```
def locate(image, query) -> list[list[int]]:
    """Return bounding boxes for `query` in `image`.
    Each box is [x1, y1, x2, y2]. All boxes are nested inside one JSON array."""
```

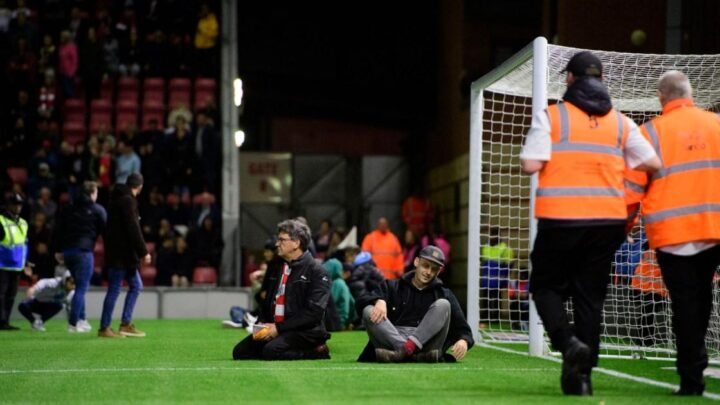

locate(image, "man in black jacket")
[[54, 181, 106, 333], [232, 219, 332, 360], [357, 245, 474, 363], [98, 173, 150, 338]]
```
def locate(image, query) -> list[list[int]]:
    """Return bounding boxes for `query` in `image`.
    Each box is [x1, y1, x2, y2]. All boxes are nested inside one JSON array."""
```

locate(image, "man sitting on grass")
[[232, 219, 332, 360], [357, 245, 474, 362]]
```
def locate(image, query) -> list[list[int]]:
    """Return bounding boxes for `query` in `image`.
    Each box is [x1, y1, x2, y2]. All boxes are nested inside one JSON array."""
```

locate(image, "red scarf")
[[273, 263, 291, 323]]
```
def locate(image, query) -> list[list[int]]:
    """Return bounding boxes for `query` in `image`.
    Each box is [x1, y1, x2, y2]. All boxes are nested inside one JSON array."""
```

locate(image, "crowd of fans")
[[0, 0, 223, 286]]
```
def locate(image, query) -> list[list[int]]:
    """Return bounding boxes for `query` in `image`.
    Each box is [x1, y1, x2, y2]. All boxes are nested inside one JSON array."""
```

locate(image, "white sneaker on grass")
[[68, 324, 90, 333], [222, 320, 243, 329], [77, 319, 92, 332], [32, 319, 46, 332]]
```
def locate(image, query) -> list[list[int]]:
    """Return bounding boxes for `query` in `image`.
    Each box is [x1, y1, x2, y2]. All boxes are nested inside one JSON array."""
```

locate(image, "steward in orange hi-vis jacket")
[[519, 51, 661, 396]]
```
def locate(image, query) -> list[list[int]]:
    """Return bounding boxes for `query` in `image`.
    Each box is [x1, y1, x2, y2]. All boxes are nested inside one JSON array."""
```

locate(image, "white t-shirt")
[[519, 108, 657, 169]]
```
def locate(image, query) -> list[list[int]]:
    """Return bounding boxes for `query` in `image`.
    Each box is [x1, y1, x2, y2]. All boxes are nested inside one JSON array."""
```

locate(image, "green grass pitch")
[[0, 319, 717, 403]]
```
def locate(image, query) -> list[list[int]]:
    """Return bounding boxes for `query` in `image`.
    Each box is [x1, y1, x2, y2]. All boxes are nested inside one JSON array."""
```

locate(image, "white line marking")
[[478, 342, 720, 401], [0, 366, 556, 375]]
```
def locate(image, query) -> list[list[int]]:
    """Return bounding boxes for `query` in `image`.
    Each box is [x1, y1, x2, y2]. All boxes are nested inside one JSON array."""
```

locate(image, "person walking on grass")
[[98, 173, 150, 338]]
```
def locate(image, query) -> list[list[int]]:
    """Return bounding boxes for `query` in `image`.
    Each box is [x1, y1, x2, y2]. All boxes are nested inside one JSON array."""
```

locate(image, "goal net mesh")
[[473, 42, 720, 360]]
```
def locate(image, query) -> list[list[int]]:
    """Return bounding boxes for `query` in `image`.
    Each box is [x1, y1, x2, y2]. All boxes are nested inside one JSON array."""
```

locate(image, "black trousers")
[[657, 245, 720, 391], [18, 299, 63, 323], [0, 270, 19, 326], [530, 224, 625, 368], [232, 329, 329, 360]]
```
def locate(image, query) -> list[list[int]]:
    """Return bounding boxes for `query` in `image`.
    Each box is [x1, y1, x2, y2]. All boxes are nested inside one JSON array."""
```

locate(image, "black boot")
[[561, 337, 592, 396]]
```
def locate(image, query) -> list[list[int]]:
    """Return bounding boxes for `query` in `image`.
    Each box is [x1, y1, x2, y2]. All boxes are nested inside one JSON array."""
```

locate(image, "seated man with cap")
[[356, 245, 474, 362]]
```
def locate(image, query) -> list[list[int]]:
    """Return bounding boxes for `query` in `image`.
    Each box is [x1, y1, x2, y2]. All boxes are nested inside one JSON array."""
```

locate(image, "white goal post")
[[467, 37, 720, 360]]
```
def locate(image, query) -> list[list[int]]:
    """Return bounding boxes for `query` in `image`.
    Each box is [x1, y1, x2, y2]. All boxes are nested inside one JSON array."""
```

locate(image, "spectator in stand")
[[67, 7, 86, 43], [114, 140, 141, 185], [65, 142, 87, 200], [139, 186, 166, 243], [167, 33, 191, 77], [53, 181, 105, 333], [170, 235, 192, 287], [142, 29, 168, 77], [313, 219, 332, 261], [28, 163, 56, 202], [193, 111, 220, 193], [402, 230, 420, 273], [18, 271, 75, 332], [193, 3, 218, 77], [357, 245, 474, 363], [101, 30, 119, 76], [232, 219, 331, 360], [31, 187, 57, 227], [345, 247, 384, 300], [84, 138, 100, 183], [197, 94, 219, 124], [188, 216, 223, 269], [27, 211, 53, 280], [118, 29, 140, 77], [153, 219, 176, 286], [165, 113, 196, 196], [79, 27, 103, 102], [190, 191, 219, 228], [37, 68, 58, 122], [9, 11, 38, 51], [99, 173, 150, 338], [0, 1, 9, 34], [361, 217, 403, 280], [3, 116, 31, 167], [57, 30, 78, 99], [96, 139, 115, 204], [0, 193, 31, 331], [7, 37, 37, 90], [10, 89, 35, 130], [138, 118, 165, 192], [38, 34, 57, 74], [323, 258, 355, 330], [165, 192, 190, 227]]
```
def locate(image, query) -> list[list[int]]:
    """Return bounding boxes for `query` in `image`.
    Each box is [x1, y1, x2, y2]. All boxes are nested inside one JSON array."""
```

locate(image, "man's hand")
[[26, 286, 36, 299], [370, 300, 387, 324], [263, 323, 279, 340], [451, 339, 468, 360], [144, 253, 152, 264], [23, 265, 33, 277], [54, 252, 64, 264]]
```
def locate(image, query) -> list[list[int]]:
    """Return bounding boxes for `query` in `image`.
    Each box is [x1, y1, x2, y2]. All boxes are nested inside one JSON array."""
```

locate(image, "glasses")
[[276, 237, 294, 243]]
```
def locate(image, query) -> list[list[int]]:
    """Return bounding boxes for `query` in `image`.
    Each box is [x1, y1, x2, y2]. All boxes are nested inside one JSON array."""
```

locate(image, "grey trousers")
[[363, 298, 451, 352]]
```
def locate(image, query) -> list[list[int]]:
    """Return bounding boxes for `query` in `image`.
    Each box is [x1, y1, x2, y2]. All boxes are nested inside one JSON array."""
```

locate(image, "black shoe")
[[412, 349, 440, 363], [673, 383, 704, 396], [561, 337, 592, 396], [0, 323, 20, 331], [313, 344, 330, 360], [375, 348, 407, 363]]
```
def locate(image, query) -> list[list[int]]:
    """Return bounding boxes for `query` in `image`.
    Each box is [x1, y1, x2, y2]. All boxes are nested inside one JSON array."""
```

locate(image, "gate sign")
[[240, 152, 292, 203]]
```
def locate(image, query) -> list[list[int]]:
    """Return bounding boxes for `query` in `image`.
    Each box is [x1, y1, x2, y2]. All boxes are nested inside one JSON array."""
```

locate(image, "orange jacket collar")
[[662, 98, 694, 114]]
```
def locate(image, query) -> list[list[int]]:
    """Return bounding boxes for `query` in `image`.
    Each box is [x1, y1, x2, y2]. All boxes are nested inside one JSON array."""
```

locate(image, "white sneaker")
[[243, 313, 258, 325], [77, 319, 92, 332], [222, 320, 243, 329], [32, 319, 46, 332], [68, 324, 91, 333]]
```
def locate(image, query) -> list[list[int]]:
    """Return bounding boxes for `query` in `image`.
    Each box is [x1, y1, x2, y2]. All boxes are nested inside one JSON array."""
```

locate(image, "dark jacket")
[[563, 76, 612, 116], [356, 271, 475, 362], [347, 260, 385, 300], [53, 194, 106, 252], [104, 184, 148, 268], [262, 251, 331, 337]]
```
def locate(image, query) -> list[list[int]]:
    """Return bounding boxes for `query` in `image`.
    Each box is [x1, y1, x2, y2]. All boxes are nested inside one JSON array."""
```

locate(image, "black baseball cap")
[[418, 245, 445, 267], [562, 51, 603, 78]]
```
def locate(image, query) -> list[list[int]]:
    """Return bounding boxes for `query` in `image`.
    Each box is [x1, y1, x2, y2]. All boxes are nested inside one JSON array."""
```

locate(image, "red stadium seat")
[[194, 78, 216, 92], [194, 91, 214, 110], [169, 78, 191, 92], [168, 91, 190, 110], [140, 265, 157, 286], [116, 100, 136, 114], [117, 89, 138, 103], [63, 121, 87, 145], [143, 77, 165, 92], [6, 167, 28, 186], [63, 99, 86, 123], [90, 113, 112, 132], [118, 76, 139, 92], [100, 78, 114, 100], [91, 99, 112, 114], [141, 101, 165, 130], [192, 267, 217, 285], [116, 113, 138, 133], [143, 90, 164, 105]]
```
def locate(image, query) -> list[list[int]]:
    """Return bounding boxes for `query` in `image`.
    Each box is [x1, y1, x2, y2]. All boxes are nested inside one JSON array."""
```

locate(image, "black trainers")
[[673, 381, 704, 396], [0, 323, 20, 331], [375, 348, 407, 363], [313, 344, 331, 359], [561, 337, 592, 396], [412, 349, 440, 363]]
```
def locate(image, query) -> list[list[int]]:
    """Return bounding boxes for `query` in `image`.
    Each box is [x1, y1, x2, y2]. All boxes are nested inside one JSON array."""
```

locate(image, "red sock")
[[403, 339, 417, 355]]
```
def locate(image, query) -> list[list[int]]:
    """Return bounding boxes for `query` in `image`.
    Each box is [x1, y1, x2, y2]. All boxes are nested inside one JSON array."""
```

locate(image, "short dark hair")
[[126, 173, 144, 189], [82, 181, 98, 196], [277, 219, 311, 251]]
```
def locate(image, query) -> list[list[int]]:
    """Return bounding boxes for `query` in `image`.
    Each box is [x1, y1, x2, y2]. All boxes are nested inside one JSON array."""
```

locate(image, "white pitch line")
[[0, 365, 556, 375], [478, 342, 720, 401]]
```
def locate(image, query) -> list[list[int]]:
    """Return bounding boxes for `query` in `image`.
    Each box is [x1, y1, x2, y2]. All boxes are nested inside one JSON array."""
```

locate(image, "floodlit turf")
[[0, 319, 717, 404]]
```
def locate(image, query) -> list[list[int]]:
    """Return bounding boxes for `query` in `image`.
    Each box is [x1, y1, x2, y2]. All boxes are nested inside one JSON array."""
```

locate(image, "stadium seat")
[[100, 78, 114, 100], [118, 76, 139, 93], [6, 167, 28, 186], [116, 113, 138, 133], [169, 78, 191, 92], [194, 78, 217, 93], [144, 77, 165, 92], [192, 267, 217, 285], [168, 91, 191, 110], [194, 92, 214, 110], [143, 90, 164, 105], [141, 266, 157, 286], [63, 99, 86, 123], [63, 121, 87, 145], [91, 98, 112, 114], [117, 88, 139, 103], [90, 113, 112, 132], [141, 101, 165, 130]]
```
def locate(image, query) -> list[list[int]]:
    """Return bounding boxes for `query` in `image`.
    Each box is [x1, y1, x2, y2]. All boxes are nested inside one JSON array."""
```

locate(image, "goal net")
[[467, 37, 720, 360]]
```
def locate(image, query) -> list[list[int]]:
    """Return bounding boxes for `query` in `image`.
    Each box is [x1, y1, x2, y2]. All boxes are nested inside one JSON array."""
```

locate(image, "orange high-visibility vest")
[[631, 250, 667, 297], [535, 102, 629, 220], [640, 98, 720, 248], [623, 168, 648, 230], [361, 230, 404, 280]]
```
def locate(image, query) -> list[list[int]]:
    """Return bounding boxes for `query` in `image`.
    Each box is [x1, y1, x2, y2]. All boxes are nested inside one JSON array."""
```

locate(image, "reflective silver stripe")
[[644, 121, 662, 161], [558, 103, 569, 143], [645, 203, 720, 224], [615, 110, 624, 148], [651, 159, 720, 180], [624, 179, 645, 194], [552, 143, 623, 156], [537, 187, 624, 197]]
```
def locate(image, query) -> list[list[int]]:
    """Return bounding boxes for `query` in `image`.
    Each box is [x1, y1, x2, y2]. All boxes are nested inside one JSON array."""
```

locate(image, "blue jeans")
[[65, 251, 94, 326], [100, 267, 143, 330]]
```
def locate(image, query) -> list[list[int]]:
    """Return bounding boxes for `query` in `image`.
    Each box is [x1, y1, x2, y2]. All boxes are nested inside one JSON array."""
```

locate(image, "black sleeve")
[[120, 195, 148, 257], [444, 289, 475, 350], [355, 279, 390, 315], [95, 204, 107, 239], [276, 264, 331, 333]]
